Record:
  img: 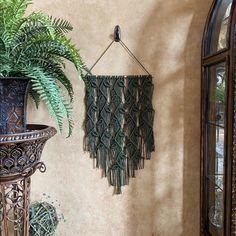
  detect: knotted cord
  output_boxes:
[84,26,155,194]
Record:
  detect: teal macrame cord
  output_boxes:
[84,76,98,159]
[84,75,155,194]
[124,77,143,178]
[96,77,112,174]
[109,76,126,194]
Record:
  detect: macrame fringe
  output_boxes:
[84,75,155,194]
[83,76,98,159]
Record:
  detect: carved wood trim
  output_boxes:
[231,33,236,236]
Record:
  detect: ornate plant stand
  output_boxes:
[0,125,56,236]
[0,78,56,235]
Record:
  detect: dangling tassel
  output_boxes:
[96,76,112,176]
[84,76,98,159]
[108,76,127,194]
[124,76,142,178]
[139,75,155,159]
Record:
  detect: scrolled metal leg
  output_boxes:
[0,178,31,236]
[0,124,56,236]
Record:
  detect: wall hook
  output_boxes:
[88,25,150,75]
[114,25,121,42]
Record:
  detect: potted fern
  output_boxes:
[0,0,87,136]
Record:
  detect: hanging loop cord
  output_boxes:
[88,40,115,73]
[119,39,150,75]
[87,25,151,76]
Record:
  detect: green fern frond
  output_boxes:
[13,0,33,20]
[0,0,86,136]
[12,13,73,45]
[0,52,13,76]
[29,84,40,108]
[11,12,55,46]
[0,37,5,51]
[63,101,74,138]
[21,35,85,77]
[51,17,73,35]
[3,0,33,38]
[21,55,74,101]
[51,68,74,102]
[24,66,74,136]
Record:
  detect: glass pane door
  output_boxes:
[205,0,232,56]
[206,62,226,235]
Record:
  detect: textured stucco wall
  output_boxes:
[26,0,213,235]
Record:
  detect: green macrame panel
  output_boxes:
[84,75,155,194]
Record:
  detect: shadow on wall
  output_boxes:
[126,0,212,235]
[183,1,212,235]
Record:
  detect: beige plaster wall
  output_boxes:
[26,0,213,235]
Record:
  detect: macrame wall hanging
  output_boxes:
[84,26,155,194]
